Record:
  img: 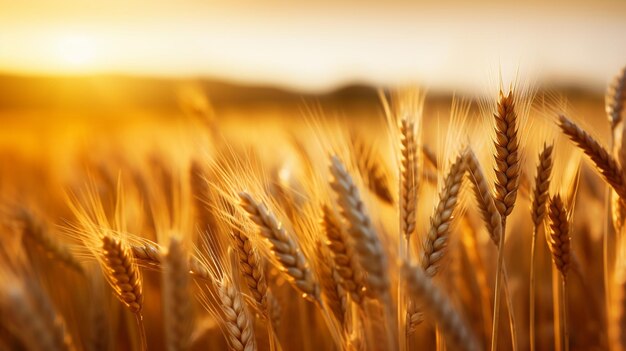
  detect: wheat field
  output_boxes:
[0,68,625,351]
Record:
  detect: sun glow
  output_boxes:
[54,35,97,70]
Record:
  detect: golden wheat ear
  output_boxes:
[559,114,626,198]
[607,66,626,132]
[217,279,258,351]
[528,141,554,351]
[399,117,418,242]
[351,133,394,205]
[0,238,77,351]
[321,204,364,304]
[530,143,554,230]
[101,235,144,313]
[328,155,389,298]
[402,262,481,351]
[492,89,521,221]
[16,208,84,275]
[316,240,348,327]
[230,229,270,317]
[420,150,466,277]
[546,195,572,280]
[238,191,320,303]
[464,147,502,245]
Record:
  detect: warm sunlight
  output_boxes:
[0,1,624,92]
[54,35,97,71]
[1,2,626,351]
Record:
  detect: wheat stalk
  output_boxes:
[218,280,257,351]
[402,262,480,351]
[238,191,320,302]
[489,89,522,351]
[162,236,191,351]
[547,194,571,351]
[420,151,466,277]
[329,155,389,298]
[528,142,554,351]
[465,147,518,350]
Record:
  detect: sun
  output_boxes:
[54,35,97,70]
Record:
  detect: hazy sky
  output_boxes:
[1,0,625,92]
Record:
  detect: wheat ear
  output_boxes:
[101,235,146,349]
[493,90,521,220]
[607,66,626,131]
[367,161,394,204]
[559,114,626,198]
[101,235,143,313]
[402,263,480,351]
[329,155,389,298]
[322,204,364,303]
[547,195,571,280]
[407,150,466,337]
[530,143,554,229]
[238,191,320,302]
[611,67,626,234]
[399,118,418,242]
[163,236,191,351]
[464,148,503,244]
[420,151,466,277]
[317,241,348,326]
[529,142,553,351]
[547,194,571,351]
[353,133,394,204]
[612,196,626,233]
[218,280,257,351]
[17,209,84,275]
[230,229,269,316]
[2,284,76,351]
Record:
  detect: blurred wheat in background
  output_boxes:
[1,1,626,351]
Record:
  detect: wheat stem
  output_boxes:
[529,142,554,351]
